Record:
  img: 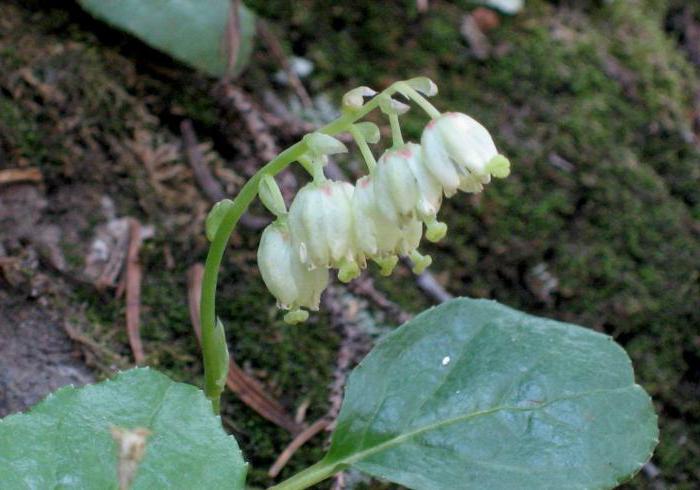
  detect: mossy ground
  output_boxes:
[1,0,698,488]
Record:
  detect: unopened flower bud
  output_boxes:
[342,86,377,110]
[288,180,361,281]
[421,112,510,197]
[404,76,438,97]
[257,220,329,323]
[379,95,410,115]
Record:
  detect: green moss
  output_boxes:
[0,95,52,166]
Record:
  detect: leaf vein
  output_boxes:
[344,385,635,467]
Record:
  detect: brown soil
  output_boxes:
[0,291,93,417]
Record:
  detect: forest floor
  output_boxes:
[0,0,698,488]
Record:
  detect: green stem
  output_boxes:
[395,81,441,119]
[349,124,377,172]
[199,85,398,411]
[200,142,307,410]
[388,112,404,148]
[268,461,337,490]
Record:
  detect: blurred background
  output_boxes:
[0,0,697,488]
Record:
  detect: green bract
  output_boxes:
[274,298,658,489]
[0,368,247,489]
[205,198,235,242]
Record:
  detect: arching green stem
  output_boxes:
[349,124,377,172]
[200,142,307,412]
[395,81,441,119]
[298,155,326,183]
[388,112,404,148]
[200,85,398,412]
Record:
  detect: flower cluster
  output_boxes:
[256,80,510,323]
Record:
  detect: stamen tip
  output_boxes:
[426,221,448,242]
[486,154,511,178]
[284,309,309,324]
[338,261,361,283]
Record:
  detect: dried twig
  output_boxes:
[323,287,373,422]
[187,263,303,434]
[181,120,226,201]
[331,472,347,490]
[257,19,313,109]
[268,418,330,478]
[125,219,145,364]
[214,82,298,203]
[63,320,125,365]
[0,167,43,185]
[215,83,279,163]
[413,264,453,303]
[348,273,412,324]
[294,398,311,425]
[318,286,375,488]
[181,119,270,230]
[460,13,492,60]
[91,218,131,290]
[260,90,353,144]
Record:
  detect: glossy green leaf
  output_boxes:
[323,298,658,489]
[78,0,255,77]
[0,368,247,489]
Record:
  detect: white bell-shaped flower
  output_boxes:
[288,179,361,282]
[353,175,432,276]
[421,112,510,197]
[373,143,447,242]
[373,145,419,222]
[257,220,329,324]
